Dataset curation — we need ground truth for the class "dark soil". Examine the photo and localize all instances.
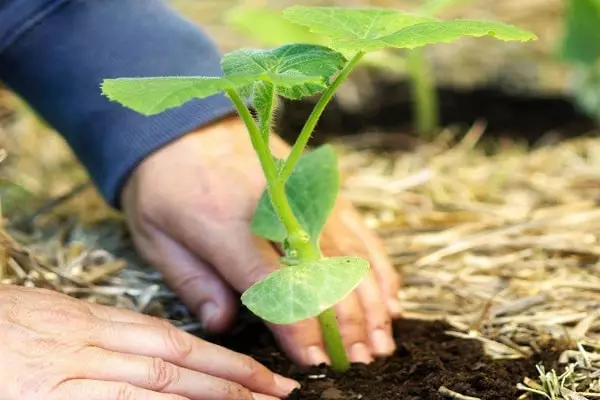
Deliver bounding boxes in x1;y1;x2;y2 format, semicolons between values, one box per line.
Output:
276;78;598;147
207;314;564;400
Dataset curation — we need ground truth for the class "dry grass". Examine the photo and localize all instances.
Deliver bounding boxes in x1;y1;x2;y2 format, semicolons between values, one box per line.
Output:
0;1;598;398
3;105;600;397
333;123;600;399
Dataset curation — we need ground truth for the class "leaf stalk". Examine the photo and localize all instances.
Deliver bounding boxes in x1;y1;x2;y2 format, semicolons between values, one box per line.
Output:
280;51;365;182
226;88;350;372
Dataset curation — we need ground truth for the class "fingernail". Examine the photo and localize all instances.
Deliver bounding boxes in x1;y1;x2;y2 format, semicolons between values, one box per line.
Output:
307;345;329;366
274;374;300;394
370;329;396;355
388;298;404;316
252;393;279;400
349;342;373;364
199;302;219;329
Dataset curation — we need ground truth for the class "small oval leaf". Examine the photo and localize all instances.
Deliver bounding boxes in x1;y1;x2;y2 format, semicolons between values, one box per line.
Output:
241;256;370;324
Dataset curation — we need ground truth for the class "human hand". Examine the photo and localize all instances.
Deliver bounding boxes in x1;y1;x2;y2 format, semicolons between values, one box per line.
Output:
0;284;299;400
121;116;403;367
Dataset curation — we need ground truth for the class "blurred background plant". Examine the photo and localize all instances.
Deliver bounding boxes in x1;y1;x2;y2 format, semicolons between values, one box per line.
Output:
558;0;600;124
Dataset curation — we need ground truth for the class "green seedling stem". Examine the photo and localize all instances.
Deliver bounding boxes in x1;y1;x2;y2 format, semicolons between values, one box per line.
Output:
226;88;350;371
225;52;365;370
229;52;366;370
281;51;365;181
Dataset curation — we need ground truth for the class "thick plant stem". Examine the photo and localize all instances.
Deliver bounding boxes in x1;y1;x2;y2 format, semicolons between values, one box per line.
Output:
280;51;365;181
226;89;350;372
318;307;350;372
226;89;316;259
406;48;439;137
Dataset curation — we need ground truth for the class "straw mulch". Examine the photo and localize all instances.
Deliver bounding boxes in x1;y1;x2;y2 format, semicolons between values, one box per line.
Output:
2;108;600;398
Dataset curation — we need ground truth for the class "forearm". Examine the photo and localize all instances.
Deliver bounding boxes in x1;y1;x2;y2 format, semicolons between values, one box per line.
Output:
0;0;235;208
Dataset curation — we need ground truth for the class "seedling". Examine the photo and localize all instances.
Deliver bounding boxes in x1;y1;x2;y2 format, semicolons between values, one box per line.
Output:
225;0;480;137
559;0;600;123
100;5;536;372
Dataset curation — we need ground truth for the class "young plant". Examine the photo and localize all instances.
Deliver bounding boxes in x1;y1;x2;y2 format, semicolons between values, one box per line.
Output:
225;0;481;137
100;5;536;372
559;0;600;123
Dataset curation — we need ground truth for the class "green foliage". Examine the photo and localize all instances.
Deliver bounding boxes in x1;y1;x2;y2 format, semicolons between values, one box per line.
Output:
241;256;369;324
560;0;600;65
283;6;536;53
101;74;319;116
283;7;434;52
559;0;600;123
251;145;339;247
101;44;346;115
221;44;347;100
570;65;600;121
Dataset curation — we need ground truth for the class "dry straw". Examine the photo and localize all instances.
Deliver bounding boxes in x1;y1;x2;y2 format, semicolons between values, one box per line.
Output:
3;111;600;397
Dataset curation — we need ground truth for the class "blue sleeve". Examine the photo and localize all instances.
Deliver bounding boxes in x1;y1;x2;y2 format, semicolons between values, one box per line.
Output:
0;0;236;208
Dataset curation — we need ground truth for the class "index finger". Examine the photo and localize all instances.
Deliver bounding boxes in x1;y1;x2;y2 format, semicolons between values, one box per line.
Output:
85;318;300;398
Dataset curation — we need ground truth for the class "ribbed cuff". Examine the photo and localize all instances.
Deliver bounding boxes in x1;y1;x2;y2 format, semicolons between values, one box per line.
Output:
0;0;236;208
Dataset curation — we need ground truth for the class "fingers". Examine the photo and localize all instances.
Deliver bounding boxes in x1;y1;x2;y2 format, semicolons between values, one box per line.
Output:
51;379;190;400
320;201;399;358
133;227;239;334
187;225;330;367
352;273;395;356
70;347;277;400
85;319;299;398
334;202;403;316
264;318;330;366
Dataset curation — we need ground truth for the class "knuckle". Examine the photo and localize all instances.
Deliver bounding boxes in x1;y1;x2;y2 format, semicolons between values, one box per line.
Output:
244;256;271;284
220;382;253;400
15;362;59;400
162;327;193;362
114;382;139;400
236;355;263;382
170;273;205;301
336;311;368;343
146;357;180;392
36;302;89;328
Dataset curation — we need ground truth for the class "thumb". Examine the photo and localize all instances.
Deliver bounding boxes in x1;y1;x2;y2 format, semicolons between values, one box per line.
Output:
131;226;239;334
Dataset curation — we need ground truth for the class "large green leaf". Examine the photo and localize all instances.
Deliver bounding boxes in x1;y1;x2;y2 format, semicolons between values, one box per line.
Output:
101;74;323;115
560;0;600;65
283;6;536;53
221;43;347;100
241;256;370;324
251;145;339;245
283;6;434;52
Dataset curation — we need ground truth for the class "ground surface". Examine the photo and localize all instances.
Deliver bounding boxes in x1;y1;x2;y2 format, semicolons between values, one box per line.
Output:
209;316;564;399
